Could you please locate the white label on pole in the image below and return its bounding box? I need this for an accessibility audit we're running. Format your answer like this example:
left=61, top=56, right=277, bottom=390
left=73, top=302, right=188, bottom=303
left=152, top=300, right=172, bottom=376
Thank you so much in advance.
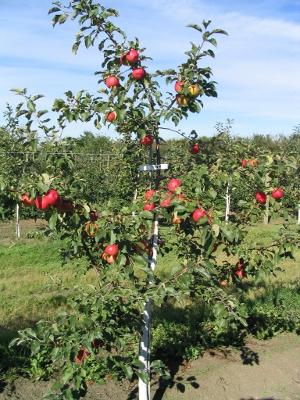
left=139, top=163, right=169, bottom=172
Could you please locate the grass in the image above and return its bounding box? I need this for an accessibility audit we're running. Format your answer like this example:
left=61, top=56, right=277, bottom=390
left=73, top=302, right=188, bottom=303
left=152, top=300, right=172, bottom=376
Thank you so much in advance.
left=0, top=239, right=97, bottom=332
left=0, top=221, right=299, bottom=332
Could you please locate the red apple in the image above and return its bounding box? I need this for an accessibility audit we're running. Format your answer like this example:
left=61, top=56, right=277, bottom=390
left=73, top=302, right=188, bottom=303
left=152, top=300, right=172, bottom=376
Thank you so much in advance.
left=140, top=134, right=153, bottom=146
left=20, top=193, right=35, bottom=206
left=175, top=81, right=184, bottom=93
left=144, top=203, right=155, bottom=211
left=192, top=208, right=207, bottom=222
left=105, top=75, right=120, bottom=88
left=145, top=189, right=156, bottom=201
left=120, top=53, right=129, bottom=65
left=132, top=68, right=146, bottom=80
left=104, top=244, right=119, bottom=256
left=106, top=111, right=117, bottom=122
left=241, top=159, right=248, bottom=167
left=35, top=195, right=50, bottom=210
left=167, top=178, right=182, bottom=193
left=126, top=49, right=139, bottom=64
left=271, top=188, right=284, bottom=200
left=255, top=191, right=267, bottom=204
left=44, top=189, right=60, bottom=207
left=160, top=198, right=172, bottom=208
left=75, top=348, right=90, bottom=365
left=190, top=143, right=199, bottom=154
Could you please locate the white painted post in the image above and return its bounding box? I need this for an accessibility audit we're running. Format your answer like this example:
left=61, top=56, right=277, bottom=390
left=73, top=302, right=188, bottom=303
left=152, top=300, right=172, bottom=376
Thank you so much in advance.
left=225, top=182, right=231, bottom=223
left=16, top=204, right=20, bottom=239
left=138, top=218, right=158, bottom=400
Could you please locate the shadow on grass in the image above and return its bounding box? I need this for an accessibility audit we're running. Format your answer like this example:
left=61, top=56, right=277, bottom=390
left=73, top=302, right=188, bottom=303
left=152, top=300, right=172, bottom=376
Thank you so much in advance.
left=0, top=325, right=31, bottom=388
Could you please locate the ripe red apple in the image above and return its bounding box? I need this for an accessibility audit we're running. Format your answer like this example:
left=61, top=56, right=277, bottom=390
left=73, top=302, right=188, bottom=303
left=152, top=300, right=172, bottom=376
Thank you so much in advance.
left=20, top=193, right=35, bottom=206
left=192, top=208, right=207, bottom=222
left=175, top=81, right=184, bottom=93
left=271, top=188, right=284, bottom=200
left=255, top=191, right=267, bottom=204
left=145, top=189, right=156, bottom=201
left=105, top=75, right=120, bottom=88
left=126, top=49, right=139, bottom=64
left=190, top=143, right=199, bottom=154
left=35, top=195, right=50, bottom=210
left=132, top=68, right=146, bottom=80
left=241, top=159, right=248, bottom=167
left=120, top=53, right=129, bottom=65
left=160, top=198, right=172, bottom=208
left=167, top=178, right=182, bottom=193
left=144, top=203, right=155, bottom=211
left=106, top=111, right=117, bottom=122
left=104, top=244, right=119, bottom=256
left=44, top=189, right=60, bottom=207
left=140, top=134, right=153, bottom=146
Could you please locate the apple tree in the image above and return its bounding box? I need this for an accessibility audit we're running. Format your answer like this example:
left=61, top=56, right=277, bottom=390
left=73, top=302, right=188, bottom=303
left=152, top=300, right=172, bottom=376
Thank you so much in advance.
left=9, top=2, right=300, bottom=400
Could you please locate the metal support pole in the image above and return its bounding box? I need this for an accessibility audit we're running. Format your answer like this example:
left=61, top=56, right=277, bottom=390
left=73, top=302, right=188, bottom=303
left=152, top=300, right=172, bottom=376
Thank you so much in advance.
left=298, top=203, right=300, bottom=224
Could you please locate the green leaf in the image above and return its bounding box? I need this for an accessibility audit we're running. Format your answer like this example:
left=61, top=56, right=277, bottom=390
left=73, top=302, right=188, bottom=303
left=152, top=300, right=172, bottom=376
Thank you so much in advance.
left=49, top=212, right=58, bottom=230
left=27, top=100, right=36, bottom=112
left=84, top=35, right=92, bottom=48
left=187, top=24, right=202, bottom=33
left=122, top=364, right=133, bottom=379
left=140, top=211, right=154, bottom=219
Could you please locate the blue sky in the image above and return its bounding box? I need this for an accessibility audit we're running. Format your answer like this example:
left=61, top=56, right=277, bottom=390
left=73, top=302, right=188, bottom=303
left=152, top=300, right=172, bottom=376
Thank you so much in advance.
left=0, top=0, right=300, bottom=138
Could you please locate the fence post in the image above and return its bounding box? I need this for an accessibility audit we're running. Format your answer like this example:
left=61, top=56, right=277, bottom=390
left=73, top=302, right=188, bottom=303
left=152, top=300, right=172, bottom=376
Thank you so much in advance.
left=225, top=182, right=231, bottom=223
left=16, top=204, right=21, bottom=239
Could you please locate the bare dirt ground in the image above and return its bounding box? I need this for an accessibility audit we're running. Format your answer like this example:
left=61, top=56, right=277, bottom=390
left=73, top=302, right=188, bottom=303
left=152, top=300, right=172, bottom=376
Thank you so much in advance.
left=1, top=333, right=299, bottom=400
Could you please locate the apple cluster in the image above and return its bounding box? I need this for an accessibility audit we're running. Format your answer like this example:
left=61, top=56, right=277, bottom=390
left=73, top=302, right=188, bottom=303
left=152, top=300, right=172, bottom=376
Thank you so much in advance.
left=255, top=188, right=284, bottom=204
left=21, top=189, right=74, bottom=212
left=143, top=178, right=208, bottom=225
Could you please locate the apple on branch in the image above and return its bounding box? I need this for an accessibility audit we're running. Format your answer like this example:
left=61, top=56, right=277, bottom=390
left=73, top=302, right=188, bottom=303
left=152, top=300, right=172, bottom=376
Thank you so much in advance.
left=271, top=188, right=284, bottom=200
left=105, top=75, right=120, bottom=88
